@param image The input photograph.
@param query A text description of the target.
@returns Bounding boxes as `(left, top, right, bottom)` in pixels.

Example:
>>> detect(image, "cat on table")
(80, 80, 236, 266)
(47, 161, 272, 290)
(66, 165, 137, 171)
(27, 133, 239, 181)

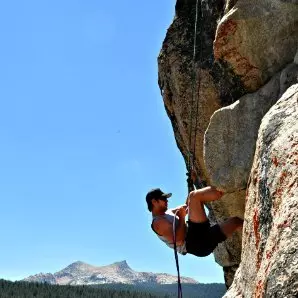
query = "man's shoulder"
(152, 216, 171, 232)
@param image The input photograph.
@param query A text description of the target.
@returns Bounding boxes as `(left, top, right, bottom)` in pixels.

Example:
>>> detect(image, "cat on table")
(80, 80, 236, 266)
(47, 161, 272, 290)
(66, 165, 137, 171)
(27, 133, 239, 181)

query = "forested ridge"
(0, 279, 226, 298)
(0, 279, 164, 298)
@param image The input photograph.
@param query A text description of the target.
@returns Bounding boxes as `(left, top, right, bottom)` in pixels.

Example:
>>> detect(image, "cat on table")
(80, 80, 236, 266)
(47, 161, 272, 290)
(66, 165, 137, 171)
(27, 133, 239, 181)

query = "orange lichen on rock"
(214, 18, 261, 90)
(254, 280, 265, 298)
(272, 156, 279, 166)
(214, 19, 237, 53)
(277, 220, 290, 229)
(253, 208, 260, 249)
(279, 170, 288, 185)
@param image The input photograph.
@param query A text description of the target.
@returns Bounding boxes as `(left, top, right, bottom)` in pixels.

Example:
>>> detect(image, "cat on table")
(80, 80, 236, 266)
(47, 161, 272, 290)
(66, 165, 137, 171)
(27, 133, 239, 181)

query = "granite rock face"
(158, 0, 298, 289)
(214, 0, 298, 91)
(223, 85, 298, 297)
(204, 63, 298, 192)
(158, 0, 247, 185)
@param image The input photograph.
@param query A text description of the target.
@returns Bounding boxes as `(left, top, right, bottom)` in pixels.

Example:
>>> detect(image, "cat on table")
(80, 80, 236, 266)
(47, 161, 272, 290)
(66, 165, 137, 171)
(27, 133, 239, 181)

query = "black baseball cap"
(145, 188, 172, 211)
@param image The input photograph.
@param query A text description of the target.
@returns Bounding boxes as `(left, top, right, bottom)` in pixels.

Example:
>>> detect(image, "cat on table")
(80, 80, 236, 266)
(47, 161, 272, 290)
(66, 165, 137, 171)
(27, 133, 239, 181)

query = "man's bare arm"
(153, 217, 186, 246)
(170, 204, 188, 214)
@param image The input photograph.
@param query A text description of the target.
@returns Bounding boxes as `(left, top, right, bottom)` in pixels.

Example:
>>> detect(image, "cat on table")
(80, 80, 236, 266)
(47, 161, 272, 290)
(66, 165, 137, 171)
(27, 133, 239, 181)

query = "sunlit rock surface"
(224, 84, 298, 297)
(158, 0, 298, 288)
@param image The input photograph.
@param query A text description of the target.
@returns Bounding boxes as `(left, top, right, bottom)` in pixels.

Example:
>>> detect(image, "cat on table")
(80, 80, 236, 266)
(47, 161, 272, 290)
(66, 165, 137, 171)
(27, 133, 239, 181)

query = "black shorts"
(185, 220, 226, 257)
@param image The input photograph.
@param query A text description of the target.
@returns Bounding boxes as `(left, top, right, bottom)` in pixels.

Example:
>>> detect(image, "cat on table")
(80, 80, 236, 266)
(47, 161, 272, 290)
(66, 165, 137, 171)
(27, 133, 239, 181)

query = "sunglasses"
(157, 197, 168, 202)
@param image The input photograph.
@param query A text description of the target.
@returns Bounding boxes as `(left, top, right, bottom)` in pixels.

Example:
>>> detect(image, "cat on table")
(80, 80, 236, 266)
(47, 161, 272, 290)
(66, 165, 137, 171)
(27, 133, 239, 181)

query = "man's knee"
(188, 190, 203, 203)
(189, 190, 195, 200)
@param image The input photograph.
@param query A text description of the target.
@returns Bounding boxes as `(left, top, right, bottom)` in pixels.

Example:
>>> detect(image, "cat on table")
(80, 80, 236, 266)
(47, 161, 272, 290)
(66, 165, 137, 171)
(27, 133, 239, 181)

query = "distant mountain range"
(23, 260, 197, 285)
(23, 260, 226, 297)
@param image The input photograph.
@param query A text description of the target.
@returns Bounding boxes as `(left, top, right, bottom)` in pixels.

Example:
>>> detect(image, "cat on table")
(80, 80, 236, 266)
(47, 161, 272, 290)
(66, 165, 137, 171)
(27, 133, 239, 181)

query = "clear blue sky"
(0, 0, 224, 284)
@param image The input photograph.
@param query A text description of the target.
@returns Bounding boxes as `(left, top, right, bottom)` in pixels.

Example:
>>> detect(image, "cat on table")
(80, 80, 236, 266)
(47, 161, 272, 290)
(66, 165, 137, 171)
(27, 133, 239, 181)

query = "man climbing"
(146, 182, 243, 257)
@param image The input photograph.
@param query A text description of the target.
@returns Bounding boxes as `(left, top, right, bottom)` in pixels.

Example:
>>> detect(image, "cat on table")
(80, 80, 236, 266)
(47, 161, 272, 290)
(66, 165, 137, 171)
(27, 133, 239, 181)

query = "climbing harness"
(173, 0, 203, 297)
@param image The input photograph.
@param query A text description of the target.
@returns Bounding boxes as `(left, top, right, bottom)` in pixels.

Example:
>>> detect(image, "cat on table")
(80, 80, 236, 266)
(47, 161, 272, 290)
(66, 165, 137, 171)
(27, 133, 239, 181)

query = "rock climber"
(146, 174, 243, 257)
